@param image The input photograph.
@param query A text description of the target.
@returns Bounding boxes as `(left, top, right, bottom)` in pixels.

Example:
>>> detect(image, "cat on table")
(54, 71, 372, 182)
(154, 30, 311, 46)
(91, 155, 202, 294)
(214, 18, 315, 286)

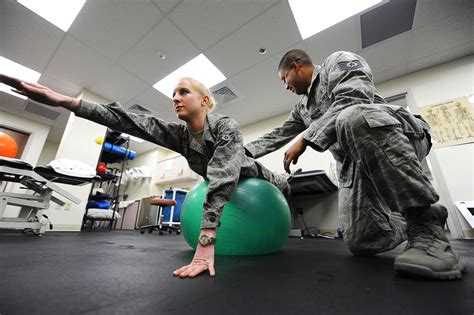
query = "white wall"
(0, 110, 50, 217)
(241, 113, 336, 173)
(123, 146, 200, 202)
(123, 148, 161, 201)
(37, 140, 59, 166)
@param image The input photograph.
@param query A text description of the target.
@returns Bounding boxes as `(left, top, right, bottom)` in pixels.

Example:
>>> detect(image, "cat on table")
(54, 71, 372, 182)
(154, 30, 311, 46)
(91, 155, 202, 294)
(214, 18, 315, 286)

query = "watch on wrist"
(199, 234, 216, 246)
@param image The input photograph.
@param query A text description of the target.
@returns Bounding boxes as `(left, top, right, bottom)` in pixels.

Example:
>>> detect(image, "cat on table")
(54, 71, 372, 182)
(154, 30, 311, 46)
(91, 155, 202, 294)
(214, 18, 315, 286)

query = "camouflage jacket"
(77, 100, 261, 229)
(244, 51, 429, 186)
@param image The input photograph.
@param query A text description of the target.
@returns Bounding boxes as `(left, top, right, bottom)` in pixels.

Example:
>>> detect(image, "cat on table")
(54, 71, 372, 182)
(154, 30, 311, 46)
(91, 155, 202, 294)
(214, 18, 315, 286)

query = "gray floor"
(0, 230, 472, 315)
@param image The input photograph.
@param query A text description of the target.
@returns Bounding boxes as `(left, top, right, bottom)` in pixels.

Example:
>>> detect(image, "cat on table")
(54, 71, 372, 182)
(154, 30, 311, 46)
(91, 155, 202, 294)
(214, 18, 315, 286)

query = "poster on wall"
(419, 96, 474, 148)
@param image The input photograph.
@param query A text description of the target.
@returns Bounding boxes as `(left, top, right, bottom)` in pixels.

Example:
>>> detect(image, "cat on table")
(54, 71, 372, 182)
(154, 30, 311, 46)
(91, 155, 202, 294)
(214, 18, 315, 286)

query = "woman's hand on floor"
(173, 243, 215, 278)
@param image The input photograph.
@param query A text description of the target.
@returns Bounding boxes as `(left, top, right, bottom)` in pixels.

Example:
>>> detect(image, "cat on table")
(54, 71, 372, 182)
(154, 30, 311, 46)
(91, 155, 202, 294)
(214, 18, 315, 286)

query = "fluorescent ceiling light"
(153, 54, 226, 99)
(18, 0, 86, 32)
(289, 0, 383, 40)
(122, 133, 144, 143)
(0, 56, 41, 100)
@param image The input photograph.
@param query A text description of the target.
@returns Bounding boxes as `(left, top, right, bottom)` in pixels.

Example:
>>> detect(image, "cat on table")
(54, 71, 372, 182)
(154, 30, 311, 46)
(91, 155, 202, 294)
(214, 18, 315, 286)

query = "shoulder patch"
(338, 60, 363, 71)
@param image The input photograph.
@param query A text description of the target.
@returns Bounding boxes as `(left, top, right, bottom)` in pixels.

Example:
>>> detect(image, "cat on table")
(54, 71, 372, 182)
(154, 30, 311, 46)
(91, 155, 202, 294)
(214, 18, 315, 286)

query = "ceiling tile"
(412, 0, 474, 29)
(43, 35, 114, 90)
(205, 1, 301, 77)
(127, 87, 178, 123)
(89, 66, 148, 105)
(304, 16, 361, 63)
(410, 8, 473, 61)
(1, 0, 64, 72)
(119, 18, 200, 85)
(168, 0, 278, 51)
(151, 0, 182, 15)
(359, 31, 413, 74)
(218, 53, 300, 126)
(69, 0, 162, 63)
(39, 75, 83, 98)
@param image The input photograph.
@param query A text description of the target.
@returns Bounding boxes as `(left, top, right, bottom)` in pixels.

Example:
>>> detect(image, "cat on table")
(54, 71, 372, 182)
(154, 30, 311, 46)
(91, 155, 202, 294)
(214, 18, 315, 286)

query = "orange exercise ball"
(0, 132, 18, 158)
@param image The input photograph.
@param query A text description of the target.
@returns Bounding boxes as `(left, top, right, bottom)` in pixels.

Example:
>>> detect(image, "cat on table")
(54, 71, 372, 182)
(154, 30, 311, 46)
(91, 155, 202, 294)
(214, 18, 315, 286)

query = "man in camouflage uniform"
(245, 50, 464, 279)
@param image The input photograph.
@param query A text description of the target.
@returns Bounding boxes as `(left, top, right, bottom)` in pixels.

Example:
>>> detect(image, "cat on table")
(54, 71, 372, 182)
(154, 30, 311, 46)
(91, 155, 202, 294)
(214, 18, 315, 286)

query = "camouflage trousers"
(254, 161, 291, 196)
(334, 104, 439, 255)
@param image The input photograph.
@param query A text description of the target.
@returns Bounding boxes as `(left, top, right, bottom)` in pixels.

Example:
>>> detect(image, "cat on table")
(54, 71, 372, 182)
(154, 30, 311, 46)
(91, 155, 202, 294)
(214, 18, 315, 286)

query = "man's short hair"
(278, 49, 313, 71)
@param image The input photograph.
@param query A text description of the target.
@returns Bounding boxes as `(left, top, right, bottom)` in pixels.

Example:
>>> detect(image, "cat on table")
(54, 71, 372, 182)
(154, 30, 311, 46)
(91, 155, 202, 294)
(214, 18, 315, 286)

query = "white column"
(45, 90, 111, 231)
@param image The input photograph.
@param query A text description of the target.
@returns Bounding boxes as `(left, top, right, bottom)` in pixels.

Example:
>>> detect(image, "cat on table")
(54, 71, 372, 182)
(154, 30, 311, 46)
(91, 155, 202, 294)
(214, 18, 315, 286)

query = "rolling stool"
(139, 198, 181, 235)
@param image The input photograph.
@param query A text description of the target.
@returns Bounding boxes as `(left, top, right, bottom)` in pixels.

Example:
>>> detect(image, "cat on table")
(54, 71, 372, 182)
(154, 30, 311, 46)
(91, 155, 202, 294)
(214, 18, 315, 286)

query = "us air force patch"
(222, 132, 235, 141)
(338, 60, 362, 71)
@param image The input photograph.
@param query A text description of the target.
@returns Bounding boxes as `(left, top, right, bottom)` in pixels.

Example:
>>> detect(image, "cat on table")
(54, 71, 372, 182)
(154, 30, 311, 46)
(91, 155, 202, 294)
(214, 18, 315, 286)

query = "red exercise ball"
(97, 163, 107, 174)
(0, 132, 18, 158)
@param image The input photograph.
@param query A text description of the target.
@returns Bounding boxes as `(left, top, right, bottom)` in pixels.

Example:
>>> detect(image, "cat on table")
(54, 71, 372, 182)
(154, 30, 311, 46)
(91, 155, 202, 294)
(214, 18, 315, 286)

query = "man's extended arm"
(244, 108, 307, 159)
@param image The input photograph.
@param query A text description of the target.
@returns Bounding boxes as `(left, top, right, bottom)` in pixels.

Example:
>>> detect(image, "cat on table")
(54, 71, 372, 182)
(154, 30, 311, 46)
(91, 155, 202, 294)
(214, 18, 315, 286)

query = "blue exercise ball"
(180, 178, 291, 255)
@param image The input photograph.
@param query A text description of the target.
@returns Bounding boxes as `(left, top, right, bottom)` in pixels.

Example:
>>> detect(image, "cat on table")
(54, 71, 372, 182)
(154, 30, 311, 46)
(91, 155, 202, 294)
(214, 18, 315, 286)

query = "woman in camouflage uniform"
(0, 74, 290, 279)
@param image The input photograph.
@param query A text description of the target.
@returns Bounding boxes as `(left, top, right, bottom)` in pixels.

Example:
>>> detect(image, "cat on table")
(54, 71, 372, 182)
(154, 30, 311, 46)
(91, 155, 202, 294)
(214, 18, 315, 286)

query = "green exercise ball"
(180, 178, 291, 255)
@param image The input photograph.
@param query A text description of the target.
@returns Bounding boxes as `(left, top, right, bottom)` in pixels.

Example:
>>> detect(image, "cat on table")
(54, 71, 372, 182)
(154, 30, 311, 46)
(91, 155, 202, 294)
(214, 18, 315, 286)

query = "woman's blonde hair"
(180, 77, 216, 112)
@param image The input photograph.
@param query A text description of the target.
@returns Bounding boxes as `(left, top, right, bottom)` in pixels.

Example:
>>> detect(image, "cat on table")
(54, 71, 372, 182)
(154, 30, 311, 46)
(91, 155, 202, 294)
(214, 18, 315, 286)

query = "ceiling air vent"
(128, 104, 152, 115)
(212, 86, 238, 105)
(24, 102, 60, 120)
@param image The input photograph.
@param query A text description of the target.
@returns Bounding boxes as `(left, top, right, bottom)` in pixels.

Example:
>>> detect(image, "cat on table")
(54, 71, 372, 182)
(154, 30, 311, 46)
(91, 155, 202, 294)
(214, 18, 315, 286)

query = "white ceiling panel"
(359, 31, 413, 74)
(1, 0, 64, 72)
(69, 0, 163, 63)
(304, 16, 361, 63)
(43, 35, 114, 90)
(152, 0, 182, 15)
(220, 53, 300, 126)
(412, 0, 474, 29)
(410, 7, 473, 61)
(205, 0, 301, 77)
(38, 74, 83, 99)
(168, 0, 279, 51)
(89, 66, 148, 105)
(127, 86, 178, 123)
(119, 18, 200, 85)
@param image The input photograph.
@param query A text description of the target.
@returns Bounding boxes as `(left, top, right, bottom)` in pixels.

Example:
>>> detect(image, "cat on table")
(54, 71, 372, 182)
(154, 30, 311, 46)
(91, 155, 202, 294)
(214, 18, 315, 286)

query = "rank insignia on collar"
(222, 132, 234, 141)
(338, 60, 362, 71)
